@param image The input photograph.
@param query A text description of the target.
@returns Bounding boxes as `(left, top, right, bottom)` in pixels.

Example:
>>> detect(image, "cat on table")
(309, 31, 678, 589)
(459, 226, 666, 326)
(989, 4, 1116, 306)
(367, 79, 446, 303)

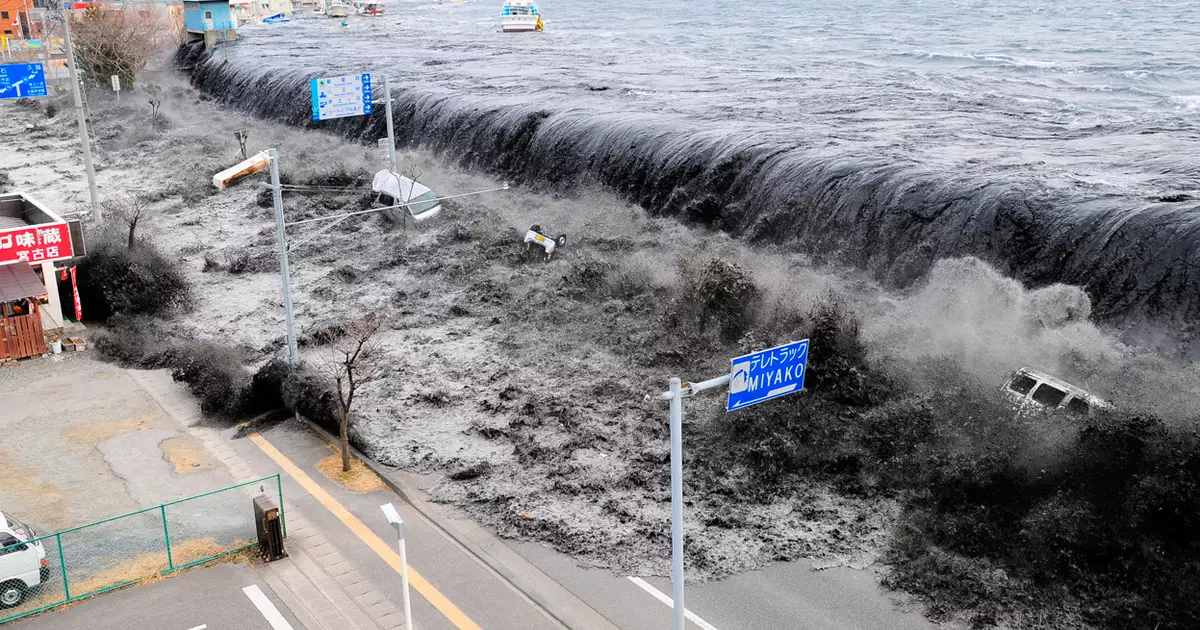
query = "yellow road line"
(248, 432, 482, 630)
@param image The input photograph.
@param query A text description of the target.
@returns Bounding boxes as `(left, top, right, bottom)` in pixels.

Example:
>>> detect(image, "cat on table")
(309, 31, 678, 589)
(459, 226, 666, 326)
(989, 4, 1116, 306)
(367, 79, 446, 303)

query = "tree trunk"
(340, 407, 351, 472)
(127, 221, 137, 249)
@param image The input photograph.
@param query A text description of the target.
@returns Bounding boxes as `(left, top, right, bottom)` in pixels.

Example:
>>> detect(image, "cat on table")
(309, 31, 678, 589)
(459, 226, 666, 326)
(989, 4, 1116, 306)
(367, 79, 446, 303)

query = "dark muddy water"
(180, 0, 1200, 341)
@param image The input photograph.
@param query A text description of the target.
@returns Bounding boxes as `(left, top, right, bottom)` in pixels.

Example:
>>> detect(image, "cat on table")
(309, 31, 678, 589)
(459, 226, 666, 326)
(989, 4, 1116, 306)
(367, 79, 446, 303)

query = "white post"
(60, 4, 101, 223)
(383, 74, 396, 173)
(268, 148, 298, 366)
(397, 525, 414, 630)
(668, 376, 684, 630)
(39, 261, 65, 330)
(380, 503, 413, 630)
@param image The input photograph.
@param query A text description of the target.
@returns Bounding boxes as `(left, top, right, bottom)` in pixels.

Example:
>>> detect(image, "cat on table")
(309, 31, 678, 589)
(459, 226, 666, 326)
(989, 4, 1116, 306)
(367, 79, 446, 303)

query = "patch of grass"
(316, 447, 387, 493)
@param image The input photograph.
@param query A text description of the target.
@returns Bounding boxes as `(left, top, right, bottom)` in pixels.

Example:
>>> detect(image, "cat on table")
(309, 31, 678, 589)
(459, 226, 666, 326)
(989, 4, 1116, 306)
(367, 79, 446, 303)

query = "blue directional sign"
(727, 339, 809, 411)
(310, 73, 373, 121)
(0, 63, 49, 100)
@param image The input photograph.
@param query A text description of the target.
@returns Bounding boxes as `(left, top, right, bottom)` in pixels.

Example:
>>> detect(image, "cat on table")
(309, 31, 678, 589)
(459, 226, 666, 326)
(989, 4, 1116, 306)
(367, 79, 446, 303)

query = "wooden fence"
(0, 309, 47, 361)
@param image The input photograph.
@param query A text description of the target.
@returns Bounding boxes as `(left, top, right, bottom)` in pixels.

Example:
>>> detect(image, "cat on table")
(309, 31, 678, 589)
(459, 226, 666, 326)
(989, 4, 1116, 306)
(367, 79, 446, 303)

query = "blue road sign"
(310, 73, 373, 121)
(727, 339, 809, 411)
(0, 63, 49, 100)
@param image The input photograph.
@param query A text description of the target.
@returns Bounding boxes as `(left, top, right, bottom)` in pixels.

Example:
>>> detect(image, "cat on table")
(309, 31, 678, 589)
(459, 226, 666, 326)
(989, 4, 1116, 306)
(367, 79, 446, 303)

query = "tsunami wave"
(176, 44, 1200, 346)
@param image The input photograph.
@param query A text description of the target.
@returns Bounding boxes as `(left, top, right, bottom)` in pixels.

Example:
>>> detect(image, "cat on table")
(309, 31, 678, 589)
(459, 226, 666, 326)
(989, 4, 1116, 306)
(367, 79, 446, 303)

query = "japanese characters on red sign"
(0, 223, 73, 265)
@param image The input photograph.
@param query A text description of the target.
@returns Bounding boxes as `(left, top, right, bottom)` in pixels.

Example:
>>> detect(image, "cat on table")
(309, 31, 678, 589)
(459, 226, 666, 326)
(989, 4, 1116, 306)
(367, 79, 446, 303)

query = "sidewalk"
(129, 369, 401, 630)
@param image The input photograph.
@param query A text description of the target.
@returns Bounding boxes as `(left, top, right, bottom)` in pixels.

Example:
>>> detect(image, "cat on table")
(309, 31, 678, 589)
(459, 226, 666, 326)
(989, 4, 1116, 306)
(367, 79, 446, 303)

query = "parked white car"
(0, 512, 48, 608)
(1002, 367, 1111, 416)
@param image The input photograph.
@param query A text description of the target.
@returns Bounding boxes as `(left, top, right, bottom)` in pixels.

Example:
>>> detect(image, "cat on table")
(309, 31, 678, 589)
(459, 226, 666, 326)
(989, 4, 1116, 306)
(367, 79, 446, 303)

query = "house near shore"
(183, 0, 236, 49)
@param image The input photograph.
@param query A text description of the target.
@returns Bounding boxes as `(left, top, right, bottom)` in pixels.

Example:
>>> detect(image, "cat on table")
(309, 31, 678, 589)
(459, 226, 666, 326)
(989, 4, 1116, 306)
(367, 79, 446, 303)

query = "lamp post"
(380, 503, 413, 630)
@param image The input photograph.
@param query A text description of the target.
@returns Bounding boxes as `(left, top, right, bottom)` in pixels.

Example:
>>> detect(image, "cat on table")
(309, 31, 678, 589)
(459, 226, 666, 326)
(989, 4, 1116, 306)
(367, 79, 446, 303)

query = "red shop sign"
(0, 223, 74, 265)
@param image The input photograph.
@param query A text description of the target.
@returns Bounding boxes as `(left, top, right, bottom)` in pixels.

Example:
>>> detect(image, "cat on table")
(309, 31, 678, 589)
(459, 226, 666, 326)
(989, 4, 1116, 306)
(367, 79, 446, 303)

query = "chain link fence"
(0, 474, 284, 624)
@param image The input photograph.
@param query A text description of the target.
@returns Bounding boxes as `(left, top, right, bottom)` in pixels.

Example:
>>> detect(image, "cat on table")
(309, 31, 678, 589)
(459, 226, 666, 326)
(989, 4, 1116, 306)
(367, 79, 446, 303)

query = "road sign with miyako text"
(0, 63, 48, 99)
(727, 339, 809, 411)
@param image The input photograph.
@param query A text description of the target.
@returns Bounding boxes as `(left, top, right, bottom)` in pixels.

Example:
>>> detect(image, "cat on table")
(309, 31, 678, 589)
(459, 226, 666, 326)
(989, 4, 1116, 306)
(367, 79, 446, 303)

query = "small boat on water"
(359, 2, 383, 14)
(501, 0, 542, 32)
(328, 3, 350, 17)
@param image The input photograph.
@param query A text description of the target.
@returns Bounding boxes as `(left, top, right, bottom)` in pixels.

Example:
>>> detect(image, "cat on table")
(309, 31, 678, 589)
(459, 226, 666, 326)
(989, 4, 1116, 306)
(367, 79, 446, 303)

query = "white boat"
(328, 3, 350, 17)
(501, 0, 542, 32)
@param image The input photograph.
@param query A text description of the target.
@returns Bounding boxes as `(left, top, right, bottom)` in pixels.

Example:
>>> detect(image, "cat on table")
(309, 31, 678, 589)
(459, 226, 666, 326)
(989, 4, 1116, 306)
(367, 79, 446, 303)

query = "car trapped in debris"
(372, 169, 442, 223)
(1003, 367, 1112, 415)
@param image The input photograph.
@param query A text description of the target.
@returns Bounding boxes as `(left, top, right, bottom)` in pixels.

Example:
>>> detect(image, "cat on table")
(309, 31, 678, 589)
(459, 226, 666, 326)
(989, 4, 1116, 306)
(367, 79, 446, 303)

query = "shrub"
(244, 358, 291, 415)
(170, 342, 250, 417)
(94, 314, 184, 367)
(69, 7, 167, 87)
(75, 231, 191, 321)
(676, 257, 759, 341)
(281, 365, 340, 436)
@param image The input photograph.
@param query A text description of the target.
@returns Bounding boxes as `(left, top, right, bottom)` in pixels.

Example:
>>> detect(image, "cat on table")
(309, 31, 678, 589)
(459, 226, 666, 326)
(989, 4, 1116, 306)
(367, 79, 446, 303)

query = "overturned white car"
(1003, 367, 1112, 415)
(372, 170, 442, 223)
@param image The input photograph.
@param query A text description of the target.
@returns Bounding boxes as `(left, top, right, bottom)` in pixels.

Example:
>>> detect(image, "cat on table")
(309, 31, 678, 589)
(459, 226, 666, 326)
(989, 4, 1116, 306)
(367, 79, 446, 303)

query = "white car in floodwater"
(1002, 367, 1112, 416)
(372, 169, 442, 223)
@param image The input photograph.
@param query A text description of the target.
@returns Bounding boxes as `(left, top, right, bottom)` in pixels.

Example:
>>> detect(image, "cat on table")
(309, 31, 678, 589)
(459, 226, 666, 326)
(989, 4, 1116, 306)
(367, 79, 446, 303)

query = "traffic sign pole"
(60, 6, 101, 223)
(383, 74, 396, 174)
(668, 376, 685, 630)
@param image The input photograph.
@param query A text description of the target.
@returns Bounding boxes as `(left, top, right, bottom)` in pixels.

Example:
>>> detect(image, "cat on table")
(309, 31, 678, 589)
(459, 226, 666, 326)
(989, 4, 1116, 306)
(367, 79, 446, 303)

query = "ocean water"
(183, 0, 1200, 338)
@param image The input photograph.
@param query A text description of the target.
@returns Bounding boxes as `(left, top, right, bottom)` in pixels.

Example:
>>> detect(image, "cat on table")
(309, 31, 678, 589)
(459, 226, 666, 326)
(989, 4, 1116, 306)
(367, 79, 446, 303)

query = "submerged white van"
(372, 169, 442, 224)
(1002, 368, 1112, 416)
(0, 512, 48, 608)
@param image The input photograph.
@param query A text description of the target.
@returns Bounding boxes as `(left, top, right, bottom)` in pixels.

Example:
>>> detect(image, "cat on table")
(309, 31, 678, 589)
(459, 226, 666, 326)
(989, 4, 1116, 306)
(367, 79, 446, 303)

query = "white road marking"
(185, 626, 207, 630)
(242, 584, 295, 630)
(627, 576, 722, 630)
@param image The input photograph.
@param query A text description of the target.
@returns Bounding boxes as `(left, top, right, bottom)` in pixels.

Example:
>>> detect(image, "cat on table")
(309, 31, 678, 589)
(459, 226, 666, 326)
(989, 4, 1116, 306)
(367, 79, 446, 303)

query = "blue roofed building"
(183, 0, 236, 49)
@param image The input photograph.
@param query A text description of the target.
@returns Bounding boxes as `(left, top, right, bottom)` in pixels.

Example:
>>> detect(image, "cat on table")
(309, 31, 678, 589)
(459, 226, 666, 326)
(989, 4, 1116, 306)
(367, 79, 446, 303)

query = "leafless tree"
(69, 7, 168, 89)
(146, 84, 163, 130)
(103, 194, 151, 249)
(322, 315, 386, 472)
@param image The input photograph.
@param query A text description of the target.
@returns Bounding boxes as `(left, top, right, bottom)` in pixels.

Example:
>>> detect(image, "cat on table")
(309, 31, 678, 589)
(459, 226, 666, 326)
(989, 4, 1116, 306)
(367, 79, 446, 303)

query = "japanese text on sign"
(0, 223, 74, 265)
(727, 339, 809, 411)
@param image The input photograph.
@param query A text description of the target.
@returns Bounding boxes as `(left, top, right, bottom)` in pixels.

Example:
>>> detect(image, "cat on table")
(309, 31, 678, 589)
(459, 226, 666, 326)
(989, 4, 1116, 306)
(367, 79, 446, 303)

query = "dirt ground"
(4, 63, 1197, 597)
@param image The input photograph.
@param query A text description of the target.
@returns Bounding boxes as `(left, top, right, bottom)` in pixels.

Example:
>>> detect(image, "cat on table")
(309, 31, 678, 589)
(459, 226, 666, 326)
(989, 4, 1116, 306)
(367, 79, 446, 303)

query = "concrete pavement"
(9, 563, 303, 630)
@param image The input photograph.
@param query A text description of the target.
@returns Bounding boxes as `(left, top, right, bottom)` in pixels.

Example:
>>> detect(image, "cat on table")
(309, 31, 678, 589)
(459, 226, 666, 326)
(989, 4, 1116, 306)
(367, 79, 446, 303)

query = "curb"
(292, 415, 619, 630)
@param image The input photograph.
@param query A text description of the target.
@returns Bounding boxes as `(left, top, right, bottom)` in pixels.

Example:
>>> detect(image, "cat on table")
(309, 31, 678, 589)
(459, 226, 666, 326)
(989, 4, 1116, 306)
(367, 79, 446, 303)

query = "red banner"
(0, 223, 73, 265)
(70, 267, 82, 321)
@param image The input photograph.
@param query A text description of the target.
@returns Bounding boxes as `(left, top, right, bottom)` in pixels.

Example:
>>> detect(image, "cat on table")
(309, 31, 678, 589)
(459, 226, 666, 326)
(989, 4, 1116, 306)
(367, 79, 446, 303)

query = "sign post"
(309, 73, 372, 121)
(383, 74, 396, 174)
(110, 74, 119, 102)
(0, 62, 49, 98)
(657, 339, 809, 630)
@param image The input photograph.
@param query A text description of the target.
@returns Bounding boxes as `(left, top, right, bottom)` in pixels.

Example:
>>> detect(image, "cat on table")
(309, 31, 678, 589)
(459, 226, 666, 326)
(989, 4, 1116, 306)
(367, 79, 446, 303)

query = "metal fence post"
(276, 473, 287, 538)
(161, 505, 174, 571)
(668, 376, 685, 630)
(55, 533, 69, 601)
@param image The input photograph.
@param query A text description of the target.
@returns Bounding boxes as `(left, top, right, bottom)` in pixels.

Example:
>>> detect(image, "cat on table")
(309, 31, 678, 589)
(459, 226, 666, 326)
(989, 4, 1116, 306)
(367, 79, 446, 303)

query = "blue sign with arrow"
(727, 339, 809, 411)
(310, 73, 372, 121)
(0, 63, 49, 100)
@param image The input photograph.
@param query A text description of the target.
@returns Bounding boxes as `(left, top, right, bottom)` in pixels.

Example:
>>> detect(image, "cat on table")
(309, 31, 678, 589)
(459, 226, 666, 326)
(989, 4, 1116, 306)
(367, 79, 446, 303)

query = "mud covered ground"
(5, 65, 1200, 629)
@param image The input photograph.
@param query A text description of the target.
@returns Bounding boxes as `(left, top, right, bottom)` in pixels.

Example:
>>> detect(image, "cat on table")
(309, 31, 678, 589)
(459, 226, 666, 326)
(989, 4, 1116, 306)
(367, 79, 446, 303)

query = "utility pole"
(383, 74, 396, 173)
(268, 149, 299, 366)
(59, 3, 101, 223)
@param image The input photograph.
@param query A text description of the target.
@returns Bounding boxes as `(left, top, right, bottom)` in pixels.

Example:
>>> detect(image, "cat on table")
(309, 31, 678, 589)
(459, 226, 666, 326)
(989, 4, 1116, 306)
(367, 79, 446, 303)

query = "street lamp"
(380, 502, 413, 630)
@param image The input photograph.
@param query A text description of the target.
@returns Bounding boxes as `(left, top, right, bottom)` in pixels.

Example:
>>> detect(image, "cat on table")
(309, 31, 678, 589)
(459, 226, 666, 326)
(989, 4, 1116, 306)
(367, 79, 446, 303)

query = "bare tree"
(146, 84, 163, 130)
(323, 315, 386, 472)
(103, 194, 151, 249)
(69, 7, 168, 89)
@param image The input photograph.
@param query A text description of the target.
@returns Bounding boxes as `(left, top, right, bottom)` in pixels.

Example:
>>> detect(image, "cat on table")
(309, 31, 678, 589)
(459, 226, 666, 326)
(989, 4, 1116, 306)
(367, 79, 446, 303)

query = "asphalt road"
(9, 563, 303, 630)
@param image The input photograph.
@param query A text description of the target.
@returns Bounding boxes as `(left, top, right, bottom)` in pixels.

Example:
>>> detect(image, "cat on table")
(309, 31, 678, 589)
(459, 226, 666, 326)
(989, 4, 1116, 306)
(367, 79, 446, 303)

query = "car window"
(406, 191, 439, 216)
(1007, 374, 1038, 396)
(1031, 384, 1068, 408)
(1065, 397, 1090, 415)
(0, 535, 25, 554)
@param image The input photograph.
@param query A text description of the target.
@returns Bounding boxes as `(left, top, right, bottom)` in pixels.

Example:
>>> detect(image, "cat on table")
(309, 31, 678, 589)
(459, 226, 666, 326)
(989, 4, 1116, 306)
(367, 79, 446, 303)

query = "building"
(183, 0, 236, 48)
(0, 192, 80, 361)
(231, 0, 294, 26)
(0, 0, 28, 39)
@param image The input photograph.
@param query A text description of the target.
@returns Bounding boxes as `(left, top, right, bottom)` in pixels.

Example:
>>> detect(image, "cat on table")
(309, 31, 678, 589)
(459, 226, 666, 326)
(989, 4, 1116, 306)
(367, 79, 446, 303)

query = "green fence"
(0, 474, 285, 624)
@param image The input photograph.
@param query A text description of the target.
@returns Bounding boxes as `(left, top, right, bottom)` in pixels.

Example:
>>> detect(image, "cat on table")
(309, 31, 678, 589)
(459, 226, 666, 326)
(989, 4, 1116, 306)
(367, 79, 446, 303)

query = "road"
(10, 563, 303, 630)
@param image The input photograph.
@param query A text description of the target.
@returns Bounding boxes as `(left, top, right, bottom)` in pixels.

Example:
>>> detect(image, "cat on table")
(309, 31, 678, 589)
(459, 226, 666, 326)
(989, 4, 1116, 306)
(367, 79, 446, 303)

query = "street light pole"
(380, 503, 413, 630)
(268, 148, 298, 366)
(59, 3, 101, 222)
